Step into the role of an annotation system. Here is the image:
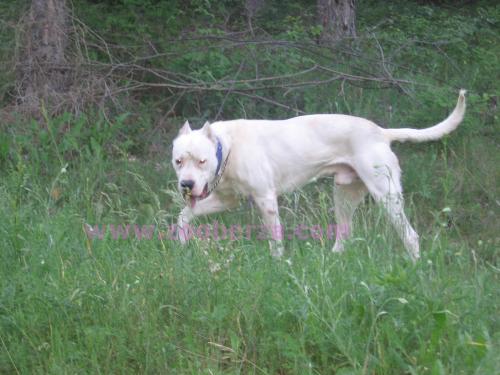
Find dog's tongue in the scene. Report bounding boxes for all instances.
[190,196,197,208]
[187,184,209,209]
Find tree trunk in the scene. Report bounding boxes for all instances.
[17,0,71,115]
[317,0,356,43]
[245,0,265,35]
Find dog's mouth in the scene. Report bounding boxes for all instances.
[182,183,209,208]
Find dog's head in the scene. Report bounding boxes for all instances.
[172,121,220,207]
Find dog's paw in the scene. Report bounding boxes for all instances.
[269,241,284,258]
[408,250,420,263]
[331,241,345,253]
[177,226,189,244]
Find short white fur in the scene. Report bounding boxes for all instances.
[172,90,466,260]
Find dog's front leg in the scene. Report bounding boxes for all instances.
[177,193,237,243]
[253,193,284,258]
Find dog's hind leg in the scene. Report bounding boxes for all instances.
[253,193,284,258]
[332,179,368,253]
[354,147,420,261]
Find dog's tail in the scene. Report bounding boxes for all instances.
[384,90,466,143]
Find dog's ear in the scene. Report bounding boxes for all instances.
[179,121,192,136]
[201,121,215,141]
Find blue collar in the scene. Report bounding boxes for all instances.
[214,139,223,176]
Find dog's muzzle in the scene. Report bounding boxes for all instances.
[180,180,194,198]
[180,180,209,208]
[180,180,195,191]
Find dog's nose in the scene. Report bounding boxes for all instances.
[180,180,195,191]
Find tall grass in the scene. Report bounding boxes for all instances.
[0,111,498,373]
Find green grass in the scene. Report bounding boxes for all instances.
[0,127,499,374]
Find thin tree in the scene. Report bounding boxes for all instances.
[317,0,356,42]
[245,0,265,35]
[16,0,72,115]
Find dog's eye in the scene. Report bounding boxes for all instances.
[175,159,182,166]
[199,159,206,165]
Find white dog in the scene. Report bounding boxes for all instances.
[172,90,466,261]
